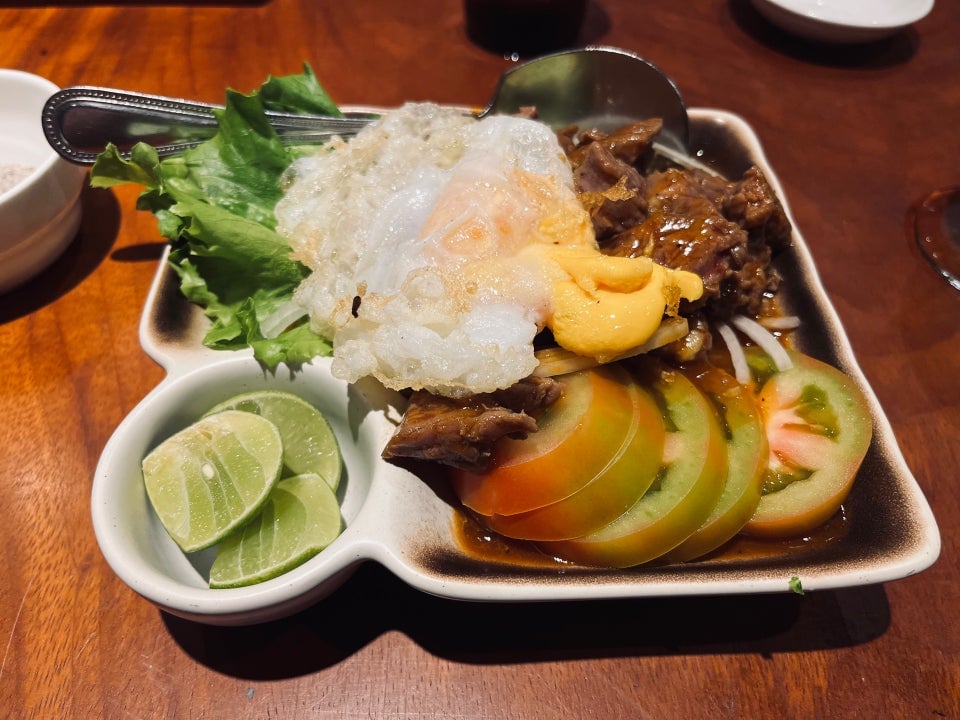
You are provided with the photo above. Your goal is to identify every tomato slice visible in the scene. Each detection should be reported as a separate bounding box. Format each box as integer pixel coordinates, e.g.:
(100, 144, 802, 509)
(450, 366, 638, 517)
(543, 362, 728, 568)
(741, 350, 873, 539)
(664, 365, 767, 562)
(478, 380, 665, 541)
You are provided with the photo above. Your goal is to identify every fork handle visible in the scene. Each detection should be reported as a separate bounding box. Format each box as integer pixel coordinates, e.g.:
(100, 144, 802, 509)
(42, 86, 374, 165)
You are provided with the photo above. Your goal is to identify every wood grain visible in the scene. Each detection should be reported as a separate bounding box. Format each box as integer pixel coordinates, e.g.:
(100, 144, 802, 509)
(1, 1, 958, 717)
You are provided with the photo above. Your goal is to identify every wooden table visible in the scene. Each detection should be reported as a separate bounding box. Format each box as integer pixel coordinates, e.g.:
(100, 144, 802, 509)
(2, 1, 958, 717)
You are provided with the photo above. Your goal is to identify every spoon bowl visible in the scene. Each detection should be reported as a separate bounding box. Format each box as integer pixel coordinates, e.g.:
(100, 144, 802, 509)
(482, 47, 688, 153)
(43, 47, 688, 164)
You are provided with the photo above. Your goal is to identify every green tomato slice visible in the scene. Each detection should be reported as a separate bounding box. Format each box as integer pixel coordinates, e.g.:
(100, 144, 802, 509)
(543, 362, 728, 568)
(742, 350, 872, 538)
(451, 366, 639, 516)
(480, 379, 665, 541)
(665, 365, 767, 562)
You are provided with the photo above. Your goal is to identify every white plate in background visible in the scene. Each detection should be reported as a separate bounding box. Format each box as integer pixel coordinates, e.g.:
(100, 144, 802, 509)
(750, 0, 934, 43)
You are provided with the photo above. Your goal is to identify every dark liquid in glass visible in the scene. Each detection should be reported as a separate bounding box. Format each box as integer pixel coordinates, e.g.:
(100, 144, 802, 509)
(464, 0, 587, 56)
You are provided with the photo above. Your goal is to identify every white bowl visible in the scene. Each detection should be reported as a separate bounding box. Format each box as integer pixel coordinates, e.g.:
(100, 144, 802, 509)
(0, 69, 87, 293)
(750, 0, 934, 43)
(92, 352, 400, 625)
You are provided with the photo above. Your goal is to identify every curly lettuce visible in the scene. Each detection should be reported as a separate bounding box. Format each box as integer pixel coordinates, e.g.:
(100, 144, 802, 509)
(90, 64, 337, 366)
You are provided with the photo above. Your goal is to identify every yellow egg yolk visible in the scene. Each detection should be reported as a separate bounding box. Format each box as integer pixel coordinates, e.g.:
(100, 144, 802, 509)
(540, 246, 703, 361)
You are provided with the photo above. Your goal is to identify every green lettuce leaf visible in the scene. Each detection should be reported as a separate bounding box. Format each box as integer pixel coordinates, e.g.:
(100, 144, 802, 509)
(260, 64, 342, 117)
(90, 66, 335, 367)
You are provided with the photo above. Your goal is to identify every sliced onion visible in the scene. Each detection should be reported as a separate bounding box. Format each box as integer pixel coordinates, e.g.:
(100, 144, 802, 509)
(259, 300, 308, 339)
(534, 317, 689, 377)
(759, 315, 801, 331)
(652, 142, 724, 177)
(531, 350, 599, 377)
(730, 315, 793, 372)
(715, 321, 750, 386)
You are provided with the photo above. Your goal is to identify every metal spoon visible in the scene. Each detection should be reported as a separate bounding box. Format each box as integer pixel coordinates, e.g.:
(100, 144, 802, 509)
(43, 46, 688, 165)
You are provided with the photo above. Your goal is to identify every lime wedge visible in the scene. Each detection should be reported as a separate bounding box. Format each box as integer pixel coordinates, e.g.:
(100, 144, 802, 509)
(206, 390, 342, 491)
(142, 410, 283, 553)
(209, 473, 343, 588)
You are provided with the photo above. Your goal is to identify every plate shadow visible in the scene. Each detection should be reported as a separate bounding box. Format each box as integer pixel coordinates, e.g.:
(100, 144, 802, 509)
(162, 561, 891, 680)
(0, 185, 120, 324)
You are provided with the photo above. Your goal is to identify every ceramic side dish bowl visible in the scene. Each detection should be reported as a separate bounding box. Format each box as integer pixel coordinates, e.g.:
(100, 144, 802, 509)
(749, 0, 934, 43)
(0, 69, 86, 293)
(91, 107, 941, 626)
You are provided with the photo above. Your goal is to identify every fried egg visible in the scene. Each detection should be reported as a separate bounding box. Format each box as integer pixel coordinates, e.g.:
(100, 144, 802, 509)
(277, 103, 702, 397)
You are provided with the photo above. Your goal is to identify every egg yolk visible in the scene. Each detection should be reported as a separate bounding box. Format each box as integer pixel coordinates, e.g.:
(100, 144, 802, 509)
(529, 196, 702, 362)
(541, 247, 703, 361)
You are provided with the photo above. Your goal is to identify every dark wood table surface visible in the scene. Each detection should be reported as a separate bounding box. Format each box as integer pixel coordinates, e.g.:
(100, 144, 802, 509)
(1, 1, 958, 717)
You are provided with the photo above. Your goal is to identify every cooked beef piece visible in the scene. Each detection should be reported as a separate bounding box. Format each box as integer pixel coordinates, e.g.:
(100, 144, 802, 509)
(675, 167, 792, 250)
(568, 118, 663, 166)
(556, 125, 578, 156)
(602, 168, 783, 317)
(485, 374, 564, 414)
(560, 116, 791, 319)
(721, 166, 792, 250)
(560, 120, 665, 241)
(572, 142, 647, 240)
(382, 376, 563, 471)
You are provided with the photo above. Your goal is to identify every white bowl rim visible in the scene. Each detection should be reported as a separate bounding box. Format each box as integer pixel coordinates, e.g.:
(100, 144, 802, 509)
(754, 0, 935, 31)
(0, 68, 66, 204)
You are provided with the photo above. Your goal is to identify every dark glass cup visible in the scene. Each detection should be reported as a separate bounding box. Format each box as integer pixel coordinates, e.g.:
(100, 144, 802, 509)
(464, 0, 588, 57)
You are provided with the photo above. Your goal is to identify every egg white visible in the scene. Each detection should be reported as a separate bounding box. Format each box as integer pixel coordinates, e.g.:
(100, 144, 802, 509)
(278, 103, 589, 397)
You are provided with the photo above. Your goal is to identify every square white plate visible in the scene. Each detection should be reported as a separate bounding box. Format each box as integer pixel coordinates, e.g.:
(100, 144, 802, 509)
(92, 108, 940, 625)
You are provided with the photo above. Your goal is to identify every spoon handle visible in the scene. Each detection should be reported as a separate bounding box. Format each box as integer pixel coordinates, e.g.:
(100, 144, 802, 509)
(42, 86, 376, 165)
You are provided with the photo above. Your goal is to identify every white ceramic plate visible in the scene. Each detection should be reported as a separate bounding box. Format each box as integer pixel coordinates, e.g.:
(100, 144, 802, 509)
(749, 0, 934, 43)
(91, 108, 941, 626)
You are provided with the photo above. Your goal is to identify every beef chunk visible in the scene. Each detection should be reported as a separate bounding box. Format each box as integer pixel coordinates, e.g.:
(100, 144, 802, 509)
(572, 143, 647, 240)
(382, 376, 563, 471)
(721, 166, 792, 251)
(672, 166, 792, 250)
(602, 168, 783, 317)
(562, 119, 665, 242)
(556, 125, 578, 156)
(568, 118, 663, 166)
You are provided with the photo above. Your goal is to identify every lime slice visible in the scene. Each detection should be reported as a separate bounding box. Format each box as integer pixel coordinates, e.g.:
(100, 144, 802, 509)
(206, 390, 342, 491)
(209, 473, 343, 588)
(142, 410, 283, 553)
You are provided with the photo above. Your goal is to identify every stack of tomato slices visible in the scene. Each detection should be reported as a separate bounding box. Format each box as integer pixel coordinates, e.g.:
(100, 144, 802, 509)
(450, 350, 873, 568)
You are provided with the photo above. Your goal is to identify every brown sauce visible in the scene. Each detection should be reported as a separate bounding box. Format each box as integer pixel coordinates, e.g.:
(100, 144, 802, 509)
(710, 508, 850, 563)
(452, 510, 568, 568)
(452, 504, 850, 569)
